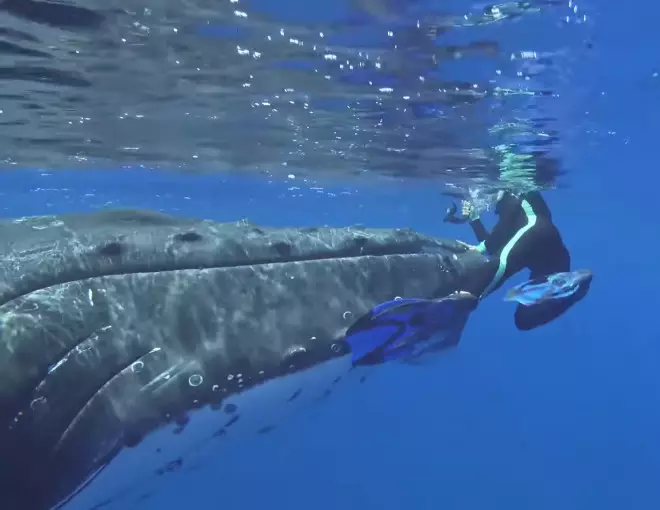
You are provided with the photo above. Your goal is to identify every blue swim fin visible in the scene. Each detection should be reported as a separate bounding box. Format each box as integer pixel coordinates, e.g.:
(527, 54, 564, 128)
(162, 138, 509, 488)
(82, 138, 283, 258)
(504, 269, 593, 306)
(344, 292, 477, 366)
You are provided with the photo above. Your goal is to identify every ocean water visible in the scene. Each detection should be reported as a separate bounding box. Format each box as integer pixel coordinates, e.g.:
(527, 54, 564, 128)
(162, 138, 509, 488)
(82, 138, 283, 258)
(1, 0, 659, 509)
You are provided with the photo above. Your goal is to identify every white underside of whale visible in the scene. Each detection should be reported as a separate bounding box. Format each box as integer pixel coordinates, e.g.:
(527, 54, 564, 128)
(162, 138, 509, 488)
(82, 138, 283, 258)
(56, 353, 367, 510)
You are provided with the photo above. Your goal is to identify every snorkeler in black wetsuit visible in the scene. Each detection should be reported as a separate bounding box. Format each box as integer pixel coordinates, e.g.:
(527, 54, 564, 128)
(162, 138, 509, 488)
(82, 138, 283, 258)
(445, 190, 591, 331)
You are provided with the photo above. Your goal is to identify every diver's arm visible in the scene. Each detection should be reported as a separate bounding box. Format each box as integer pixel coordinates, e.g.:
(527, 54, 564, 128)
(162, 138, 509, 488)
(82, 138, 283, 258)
(469, 218, 489, 243)
(444, 200, 496, 255)
(481, 193, 525, 255)
(463, 211, 507, 256)
(468, 219, 490, 254)
(459, 200, 490, 250)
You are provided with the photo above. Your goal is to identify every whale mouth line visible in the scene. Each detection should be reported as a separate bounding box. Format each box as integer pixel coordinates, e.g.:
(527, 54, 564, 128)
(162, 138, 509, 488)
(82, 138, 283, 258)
(2, 248, 428, 307)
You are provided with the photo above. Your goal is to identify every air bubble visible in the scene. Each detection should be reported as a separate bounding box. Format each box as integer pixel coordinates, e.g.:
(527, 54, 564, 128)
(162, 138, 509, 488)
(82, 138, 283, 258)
(188, 374, 203, 387)
(212, 384, 220, 392)
(131, 361, 144, 373)
(30, 397, 46, 409)
(342, 310, 353, 320)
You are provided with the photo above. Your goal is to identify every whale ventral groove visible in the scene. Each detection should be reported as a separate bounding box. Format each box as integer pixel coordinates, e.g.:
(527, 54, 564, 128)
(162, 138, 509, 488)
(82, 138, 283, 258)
(0, 209, 486, 510)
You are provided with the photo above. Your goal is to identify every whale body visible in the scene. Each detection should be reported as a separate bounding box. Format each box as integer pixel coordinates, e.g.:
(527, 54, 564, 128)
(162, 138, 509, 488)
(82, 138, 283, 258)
(0, 209, 486, 510)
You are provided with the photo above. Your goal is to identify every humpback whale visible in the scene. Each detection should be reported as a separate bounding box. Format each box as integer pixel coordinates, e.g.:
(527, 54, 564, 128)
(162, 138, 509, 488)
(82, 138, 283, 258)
(0, 209, 486, 510)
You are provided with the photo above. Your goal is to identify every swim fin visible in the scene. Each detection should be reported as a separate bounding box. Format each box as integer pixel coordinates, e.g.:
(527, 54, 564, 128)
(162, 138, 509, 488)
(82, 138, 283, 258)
(504, 269, 593, 306)
(344, 292, 477, 366)
(506, 270, 593, 330)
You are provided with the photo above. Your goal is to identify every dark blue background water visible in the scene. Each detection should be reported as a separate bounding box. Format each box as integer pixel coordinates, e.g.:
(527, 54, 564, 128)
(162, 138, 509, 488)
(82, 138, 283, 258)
(1, 1, 658, 509)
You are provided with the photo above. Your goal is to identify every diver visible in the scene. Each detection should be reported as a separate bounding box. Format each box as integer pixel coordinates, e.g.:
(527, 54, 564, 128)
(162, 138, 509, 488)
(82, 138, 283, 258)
(444, 190, 592, 331)
(336, 188, 593, 366)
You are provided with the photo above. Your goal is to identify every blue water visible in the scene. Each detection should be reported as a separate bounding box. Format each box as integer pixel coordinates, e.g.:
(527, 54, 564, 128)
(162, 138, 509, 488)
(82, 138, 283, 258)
(2, 0, 659, 509)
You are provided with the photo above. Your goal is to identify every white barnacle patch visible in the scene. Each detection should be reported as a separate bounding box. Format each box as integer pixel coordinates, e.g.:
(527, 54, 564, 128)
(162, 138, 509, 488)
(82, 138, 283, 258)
(283, 345, 306, 357)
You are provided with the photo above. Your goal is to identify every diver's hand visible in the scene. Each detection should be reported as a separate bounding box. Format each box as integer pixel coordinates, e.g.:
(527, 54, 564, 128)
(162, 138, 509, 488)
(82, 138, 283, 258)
(460, 200, 480, 221)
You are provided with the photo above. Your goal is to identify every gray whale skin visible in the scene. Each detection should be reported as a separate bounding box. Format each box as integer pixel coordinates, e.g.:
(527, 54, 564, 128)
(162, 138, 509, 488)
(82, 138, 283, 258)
(0, 209, 486, 510)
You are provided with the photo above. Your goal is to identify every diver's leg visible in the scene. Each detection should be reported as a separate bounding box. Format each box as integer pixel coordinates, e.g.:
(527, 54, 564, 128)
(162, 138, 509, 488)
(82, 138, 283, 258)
(476, 227, 533, 298)
(461, 217, 566, 301)
(466, 217, 565, 299)
(524, 221, 571, 276)
(512, 230, 583, 331)
(458, 224, 532, 299)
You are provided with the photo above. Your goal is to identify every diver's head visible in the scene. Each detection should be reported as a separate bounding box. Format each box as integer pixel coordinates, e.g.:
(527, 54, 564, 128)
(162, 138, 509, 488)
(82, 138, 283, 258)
(494, 190, 519, 215)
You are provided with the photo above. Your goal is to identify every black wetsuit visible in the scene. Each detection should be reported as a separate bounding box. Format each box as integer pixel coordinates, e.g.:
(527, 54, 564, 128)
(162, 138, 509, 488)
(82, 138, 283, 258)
(461, 191, 589, 331)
